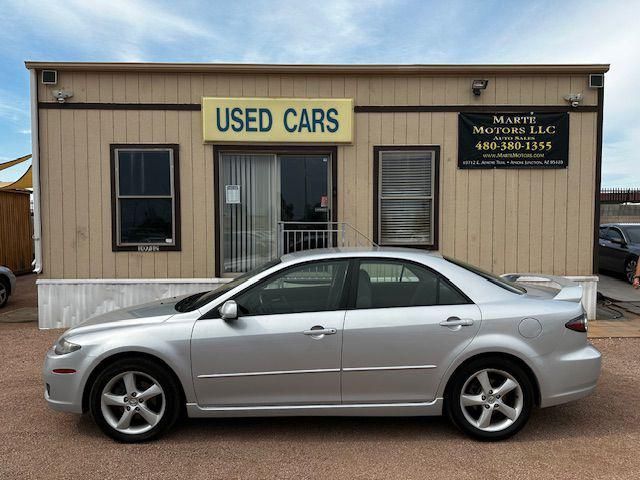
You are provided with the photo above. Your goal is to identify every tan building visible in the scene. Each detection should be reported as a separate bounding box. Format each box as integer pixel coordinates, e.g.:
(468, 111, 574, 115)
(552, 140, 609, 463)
(24, 62, 608, 327)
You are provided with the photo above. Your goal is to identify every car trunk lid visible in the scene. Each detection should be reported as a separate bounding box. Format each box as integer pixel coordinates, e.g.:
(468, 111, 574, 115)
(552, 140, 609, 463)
(501, 274, 583, 303)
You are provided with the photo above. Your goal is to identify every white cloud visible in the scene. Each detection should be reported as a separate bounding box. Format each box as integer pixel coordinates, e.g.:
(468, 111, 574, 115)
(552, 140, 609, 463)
(0, 92, 28, 123)
(461, 1, 640, 188)
(214, 0, 396, 63)
(0, 0, 637, 187)
(2, 0, 221, 60)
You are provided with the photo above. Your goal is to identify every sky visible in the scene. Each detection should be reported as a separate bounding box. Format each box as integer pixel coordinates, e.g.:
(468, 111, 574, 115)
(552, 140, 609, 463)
(0, 0, 638, 186)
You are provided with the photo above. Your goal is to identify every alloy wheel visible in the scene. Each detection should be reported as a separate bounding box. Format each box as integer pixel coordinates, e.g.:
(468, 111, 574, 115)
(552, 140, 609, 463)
(0, 284, 7, 306)
(626, 258, 637, 284)
(459, 368, 524, 432)
(100, 371, 166, 435)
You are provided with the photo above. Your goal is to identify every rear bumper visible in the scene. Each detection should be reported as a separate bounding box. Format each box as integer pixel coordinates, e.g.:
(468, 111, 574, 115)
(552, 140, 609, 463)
(538, 343, 601, 408)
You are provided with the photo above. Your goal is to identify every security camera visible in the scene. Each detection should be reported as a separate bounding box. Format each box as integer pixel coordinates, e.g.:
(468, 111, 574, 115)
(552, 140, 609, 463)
(472, 79, 489, 96)
(52, 90, 73, 103)
(563, 93, 583, 108)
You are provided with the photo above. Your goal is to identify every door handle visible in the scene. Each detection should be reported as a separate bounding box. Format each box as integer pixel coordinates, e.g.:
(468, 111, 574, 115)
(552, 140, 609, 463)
(303, 326, 337, 336)
(439, 317, 474, 327)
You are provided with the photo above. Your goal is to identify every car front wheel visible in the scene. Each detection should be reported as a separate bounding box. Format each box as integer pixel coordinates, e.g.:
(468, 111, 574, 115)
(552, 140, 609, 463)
(446, 357, 533, 441)
(0, 279, 8, 308)
(89, 358, 181, 442)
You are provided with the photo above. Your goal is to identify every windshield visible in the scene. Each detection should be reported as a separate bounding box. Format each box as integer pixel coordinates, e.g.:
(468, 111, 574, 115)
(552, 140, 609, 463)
(623, 226, 640, 243)
(174, 259, 281, 312)
(444, 256, 526, 294)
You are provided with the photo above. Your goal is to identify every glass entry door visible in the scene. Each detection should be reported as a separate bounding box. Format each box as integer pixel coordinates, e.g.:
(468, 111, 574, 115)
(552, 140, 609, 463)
(220, 152, 331, 275)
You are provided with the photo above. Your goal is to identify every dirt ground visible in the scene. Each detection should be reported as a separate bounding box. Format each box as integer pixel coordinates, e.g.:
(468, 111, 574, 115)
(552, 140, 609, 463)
(0, 323, 638, 480)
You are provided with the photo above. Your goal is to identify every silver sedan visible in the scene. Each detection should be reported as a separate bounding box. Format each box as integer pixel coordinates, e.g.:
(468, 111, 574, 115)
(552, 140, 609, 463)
(43, 248, 601, 442)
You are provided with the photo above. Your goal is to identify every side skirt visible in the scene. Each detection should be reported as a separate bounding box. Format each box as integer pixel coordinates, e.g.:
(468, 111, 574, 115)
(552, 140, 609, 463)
(186, 398, 444, 418)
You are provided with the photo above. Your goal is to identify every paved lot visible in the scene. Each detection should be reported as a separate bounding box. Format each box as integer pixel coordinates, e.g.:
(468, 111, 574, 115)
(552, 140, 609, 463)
(598, 271, 640, 302)
(0, 273, 37, 323)
(1, 323, 638, 479)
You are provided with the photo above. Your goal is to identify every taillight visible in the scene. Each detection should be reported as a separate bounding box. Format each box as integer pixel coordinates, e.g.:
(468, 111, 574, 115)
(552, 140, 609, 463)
(565, 313, 588, 332)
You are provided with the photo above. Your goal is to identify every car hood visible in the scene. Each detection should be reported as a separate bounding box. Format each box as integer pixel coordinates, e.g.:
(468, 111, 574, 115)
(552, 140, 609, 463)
(65, 295, 189, 336)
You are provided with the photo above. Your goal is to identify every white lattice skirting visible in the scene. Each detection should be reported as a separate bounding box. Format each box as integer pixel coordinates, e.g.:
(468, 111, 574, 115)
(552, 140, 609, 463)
(37, 275, 599, 329)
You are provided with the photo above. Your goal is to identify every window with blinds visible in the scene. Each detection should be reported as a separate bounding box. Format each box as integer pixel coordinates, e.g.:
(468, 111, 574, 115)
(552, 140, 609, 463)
(378, 149, 435, 246)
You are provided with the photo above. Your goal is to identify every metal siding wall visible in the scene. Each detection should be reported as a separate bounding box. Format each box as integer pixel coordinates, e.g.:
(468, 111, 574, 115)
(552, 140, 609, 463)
(37, 71, 598, 280)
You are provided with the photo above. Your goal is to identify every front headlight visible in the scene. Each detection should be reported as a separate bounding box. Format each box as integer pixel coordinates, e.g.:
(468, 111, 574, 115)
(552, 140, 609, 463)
(54, 337, 81, 355)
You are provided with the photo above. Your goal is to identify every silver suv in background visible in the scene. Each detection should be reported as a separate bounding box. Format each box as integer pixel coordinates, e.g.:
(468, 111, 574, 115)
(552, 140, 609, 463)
(0, 266, 16, 308)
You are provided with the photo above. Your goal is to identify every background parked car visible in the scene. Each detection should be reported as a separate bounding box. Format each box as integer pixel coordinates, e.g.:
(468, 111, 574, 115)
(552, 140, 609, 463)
(0, 265, 16, 308)
(598, 223, 640, 284)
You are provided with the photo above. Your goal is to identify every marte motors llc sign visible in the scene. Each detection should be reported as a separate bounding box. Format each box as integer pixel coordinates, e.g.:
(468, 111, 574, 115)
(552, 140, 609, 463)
(458, 112, 569, 169)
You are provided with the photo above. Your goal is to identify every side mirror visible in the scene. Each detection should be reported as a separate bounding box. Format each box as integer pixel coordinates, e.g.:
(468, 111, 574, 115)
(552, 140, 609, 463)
(611, 237, 626, 246)
(219, 300, 238, 320)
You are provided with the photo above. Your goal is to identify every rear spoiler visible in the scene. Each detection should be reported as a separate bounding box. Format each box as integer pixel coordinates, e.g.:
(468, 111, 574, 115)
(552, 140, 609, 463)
(500, 273, 583, 303)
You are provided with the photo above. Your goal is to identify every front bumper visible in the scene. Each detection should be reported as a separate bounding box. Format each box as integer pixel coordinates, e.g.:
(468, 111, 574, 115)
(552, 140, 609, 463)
(42, 347, 85, 414)
(538, 343, 602, 408)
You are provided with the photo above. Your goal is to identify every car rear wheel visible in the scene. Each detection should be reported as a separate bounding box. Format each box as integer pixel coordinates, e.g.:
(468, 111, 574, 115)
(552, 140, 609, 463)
(446, 357, 533, 441)
(625, 257, 637, 284)
(89, 358, 181, 443)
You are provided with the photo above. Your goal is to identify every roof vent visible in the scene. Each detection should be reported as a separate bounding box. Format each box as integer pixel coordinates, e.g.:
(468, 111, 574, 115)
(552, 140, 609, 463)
(589, 73, 604, 89)
(41, 70, 57, 85)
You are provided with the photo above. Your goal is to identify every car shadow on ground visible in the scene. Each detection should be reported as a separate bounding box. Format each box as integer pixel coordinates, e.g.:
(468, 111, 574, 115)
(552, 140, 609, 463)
(70, 390, 632, 446)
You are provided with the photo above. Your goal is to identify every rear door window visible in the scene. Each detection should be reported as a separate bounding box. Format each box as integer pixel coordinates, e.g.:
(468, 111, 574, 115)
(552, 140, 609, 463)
(354, 259, 469, 309)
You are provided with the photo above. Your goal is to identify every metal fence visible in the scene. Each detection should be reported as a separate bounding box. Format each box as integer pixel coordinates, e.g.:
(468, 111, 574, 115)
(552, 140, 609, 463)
(600, 188, 640, 204)
(277, 221, 377, 256)
(600, 203, 640, 224)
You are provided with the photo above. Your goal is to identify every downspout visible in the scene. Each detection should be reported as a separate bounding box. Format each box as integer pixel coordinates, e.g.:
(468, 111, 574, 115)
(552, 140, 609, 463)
(29, 68, 43, 273)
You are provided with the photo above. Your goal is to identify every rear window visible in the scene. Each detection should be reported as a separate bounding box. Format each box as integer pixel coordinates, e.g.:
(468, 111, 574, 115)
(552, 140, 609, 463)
(444, 257, 526, 295)
(623, 226, 640, 243)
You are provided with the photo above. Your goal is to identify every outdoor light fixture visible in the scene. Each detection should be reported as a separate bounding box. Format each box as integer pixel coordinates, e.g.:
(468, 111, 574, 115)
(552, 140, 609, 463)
(472, 79, 489, 96)
(563, 93, 583, 108)
(52, 89, 73, 103)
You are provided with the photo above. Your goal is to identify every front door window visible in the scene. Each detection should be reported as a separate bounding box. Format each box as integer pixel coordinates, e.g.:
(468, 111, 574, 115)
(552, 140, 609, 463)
(235, 260, 348, 315)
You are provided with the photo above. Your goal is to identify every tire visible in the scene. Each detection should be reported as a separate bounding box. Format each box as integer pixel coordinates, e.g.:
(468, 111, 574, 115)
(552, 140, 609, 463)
(89, 358, 181, 443)
(0, 278, 9, 308)
(445, 357, 534, 441)
(624, 256, 637, 284)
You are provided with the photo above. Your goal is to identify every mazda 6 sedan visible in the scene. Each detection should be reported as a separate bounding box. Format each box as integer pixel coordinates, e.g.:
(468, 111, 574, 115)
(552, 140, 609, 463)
(43, 248, 601, 442)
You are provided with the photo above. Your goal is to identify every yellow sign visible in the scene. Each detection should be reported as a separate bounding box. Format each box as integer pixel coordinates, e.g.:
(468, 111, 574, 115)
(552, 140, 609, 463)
(202, 97, 353, 143)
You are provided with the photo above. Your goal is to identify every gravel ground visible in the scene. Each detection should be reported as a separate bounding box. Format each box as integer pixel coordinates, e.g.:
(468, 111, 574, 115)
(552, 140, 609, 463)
(1, 323, 638, 480)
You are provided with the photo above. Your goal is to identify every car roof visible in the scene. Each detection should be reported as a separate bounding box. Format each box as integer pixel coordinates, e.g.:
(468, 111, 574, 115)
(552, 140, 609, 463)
(601, 223, 640, 227)
(280, 246, 443, 264)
